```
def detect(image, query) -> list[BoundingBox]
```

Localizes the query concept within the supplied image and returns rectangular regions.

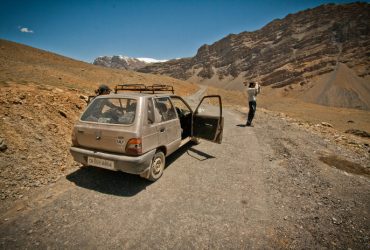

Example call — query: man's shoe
[246,122,251,126]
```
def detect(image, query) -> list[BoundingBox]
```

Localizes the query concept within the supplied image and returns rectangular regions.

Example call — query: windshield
[81,98,137,125]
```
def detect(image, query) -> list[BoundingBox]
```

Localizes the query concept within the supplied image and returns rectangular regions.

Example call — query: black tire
[148,151,165,181]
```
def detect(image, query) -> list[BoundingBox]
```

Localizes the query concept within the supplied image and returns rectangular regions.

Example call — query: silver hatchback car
[70,84,224,181]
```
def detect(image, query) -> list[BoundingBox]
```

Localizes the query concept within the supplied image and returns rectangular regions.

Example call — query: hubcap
[152,157,162,175]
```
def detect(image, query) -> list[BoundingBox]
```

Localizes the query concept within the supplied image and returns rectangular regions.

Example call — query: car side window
[147,98,154,124]
[171,96,192,118]
[154,97,177,122]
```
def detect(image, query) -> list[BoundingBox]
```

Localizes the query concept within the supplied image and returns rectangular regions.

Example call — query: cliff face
[138,3,370,91]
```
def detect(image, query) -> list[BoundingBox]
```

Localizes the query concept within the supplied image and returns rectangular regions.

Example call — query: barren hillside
[0,39,198,95]
[299,63,370,109]
[138,2,370,110]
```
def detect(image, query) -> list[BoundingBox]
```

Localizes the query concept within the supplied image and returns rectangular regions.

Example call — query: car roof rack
[114,84,174,94]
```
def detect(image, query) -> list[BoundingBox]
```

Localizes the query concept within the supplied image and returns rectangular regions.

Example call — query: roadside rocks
[58,110,67,118]
[52,88,64,94]
[332,217,343,225]
[321,122,333,128]
[263,108,369,169]
[12,98,23,105]
[345,129,370,138]
[0,138,7,152]
[0,83,85,202]
[79,95,88,102]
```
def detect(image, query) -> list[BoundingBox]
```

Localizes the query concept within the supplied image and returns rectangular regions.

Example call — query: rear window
[81,98,137,125]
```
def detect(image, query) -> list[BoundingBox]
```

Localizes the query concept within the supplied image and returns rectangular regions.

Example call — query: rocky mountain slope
[138,2,370,110]
[93,55,167,70]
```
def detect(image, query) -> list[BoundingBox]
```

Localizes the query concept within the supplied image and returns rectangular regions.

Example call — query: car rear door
[154,97,181,154]
[192,95,224,144]
[75,97,138,153]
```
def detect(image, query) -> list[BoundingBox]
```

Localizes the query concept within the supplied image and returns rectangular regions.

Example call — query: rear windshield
[81,98,137,125]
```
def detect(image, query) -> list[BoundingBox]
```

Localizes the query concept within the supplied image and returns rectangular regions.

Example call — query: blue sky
[0,0,363,62]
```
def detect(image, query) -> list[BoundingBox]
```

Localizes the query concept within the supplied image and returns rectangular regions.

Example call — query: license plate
[88,157,115,170]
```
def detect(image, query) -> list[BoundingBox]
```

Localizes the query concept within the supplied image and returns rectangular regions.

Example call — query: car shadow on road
[186,148,215,161]
[66,167,151,197]
[66,142,215,197]
[166,142,215,167]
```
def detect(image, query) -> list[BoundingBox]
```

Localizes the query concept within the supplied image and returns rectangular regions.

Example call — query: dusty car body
[70,85,223,181]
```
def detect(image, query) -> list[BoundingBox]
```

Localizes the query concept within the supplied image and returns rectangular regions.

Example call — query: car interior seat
[156,102,168,121]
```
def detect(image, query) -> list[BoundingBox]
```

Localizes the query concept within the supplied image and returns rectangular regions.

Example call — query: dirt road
[0,95,369,248]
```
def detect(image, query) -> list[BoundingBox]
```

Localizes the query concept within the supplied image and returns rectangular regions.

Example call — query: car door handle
[160,128,166,133]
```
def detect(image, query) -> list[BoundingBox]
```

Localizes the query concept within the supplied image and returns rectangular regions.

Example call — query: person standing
[95,84,112,96]
[244,81,261,126]
[87,84,112,103]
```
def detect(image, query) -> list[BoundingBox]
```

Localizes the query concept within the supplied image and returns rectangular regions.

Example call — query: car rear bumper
[70,147,156,174]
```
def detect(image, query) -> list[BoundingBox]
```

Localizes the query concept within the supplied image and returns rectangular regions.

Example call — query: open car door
[192,95,224,144]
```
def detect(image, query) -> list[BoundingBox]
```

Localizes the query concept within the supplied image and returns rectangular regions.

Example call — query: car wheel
[148,151,165,181]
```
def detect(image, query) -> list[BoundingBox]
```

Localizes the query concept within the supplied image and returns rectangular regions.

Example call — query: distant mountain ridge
[0,39,197,96]
[93,55,167,70]
[138,2,369,90]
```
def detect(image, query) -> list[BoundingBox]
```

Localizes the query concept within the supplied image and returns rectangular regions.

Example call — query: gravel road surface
[0,90,369,249]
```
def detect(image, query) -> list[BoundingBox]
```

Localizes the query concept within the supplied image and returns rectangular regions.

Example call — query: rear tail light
[126,138,142,155]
